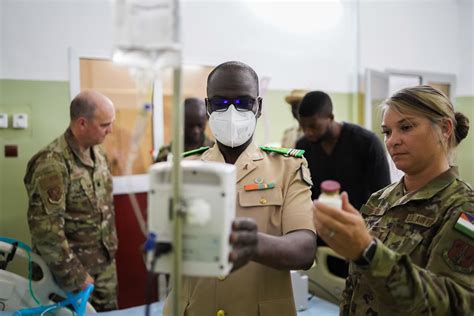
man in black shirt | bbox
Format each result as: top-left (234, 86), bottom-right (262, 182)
top-left (296, 91), bottom-right (390, 285)
top-left (296, 91), bottom-right (390, 209)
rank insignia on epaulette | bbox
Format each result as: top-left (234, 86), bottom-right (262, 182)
top-left (454, 212), bottom-right (474, 239)
top-left (244, 182), bottom-right (275, 191)
top-left (182, 146), bottom-right (210, 158)
top-left (259, 146), bottom-right (305, 158)
top-left (299, 164), bottom-right (313, 187)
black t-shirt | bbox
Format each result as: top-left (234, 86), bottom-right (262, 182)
top-left (296, 122), bottom-right (391, 210)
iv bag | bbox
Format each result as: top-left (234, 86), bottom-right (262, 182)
top-left (113, 0), bottom-right (181, 70)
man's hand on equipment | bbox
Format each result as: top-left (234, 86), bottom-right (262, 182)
top-left (229, 217), bottom-right (258, 272)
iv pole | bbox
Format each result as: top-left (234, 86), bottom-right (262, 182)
top-left (112, 1), bottom-right (184, 314)
top-left (170, 1), bottom-right (184, 315)
top-left (170, 66), bottom-right (183, 316)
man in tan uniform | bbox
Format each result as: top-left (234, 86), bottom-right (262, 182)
top-left (24, 90), bottom-right (118, 311)
top-left (281, 89), bottom-right (307, 148)
top-left (164, 61), bottom-right (317, 316)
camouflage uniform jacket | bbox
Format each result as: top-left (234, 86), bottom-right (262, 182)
top-left (342, 167), bottom-right (474, 315)
top-left (155, 135), bottom-right (214, 162)
top-left (24, 129), bottom-right (118, 291)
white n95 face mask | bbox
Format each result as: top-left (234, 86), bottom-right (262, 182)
top-left (209, 105), bottom-right (257, 148)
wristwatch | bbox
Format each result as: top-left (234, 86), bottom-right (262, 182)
top-left (354, 238), bottom-right (377, 266)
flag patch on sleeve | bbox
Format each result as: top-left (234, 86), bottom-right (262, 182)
top-left (454, 212), bottom-right (474, 239)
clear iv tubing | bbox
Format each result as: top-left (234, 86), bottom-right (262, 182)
top-left (125, 68), bottom-right (155, 238)
top-left (123, 68), bottom-right (172, 304)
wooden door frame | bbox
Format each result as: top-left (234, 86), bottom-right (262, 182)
top-left (69, 47), bottom-right (155, 193)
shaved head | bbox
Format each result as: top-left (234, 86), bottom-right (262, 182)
top-left (70, 90), bottom-right (114, 122)
top-left (69, 90), bottom-right (115, 148)
top-left (207, 61), bottom-right (259, 97)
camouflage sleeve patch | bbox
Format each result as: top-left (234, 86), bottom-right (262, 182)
top-left (37, 172), bottom-right (63, 203)
top-left (441, 207), bottom-right (474, 273)
top-left (442, 239), bottom-right (474, 273)
top-left (37, 173), bottom-right (66, 214)
top-left (454, 212), bottom-right (474, 239)
top-left (47, 186), bottom-right (62, 204)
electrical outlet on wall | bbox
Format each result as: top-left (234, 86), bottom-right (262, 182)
top-left (0, 113), bottom-right (8, 128)
top-left (13, 113), bottom-right (28, 129)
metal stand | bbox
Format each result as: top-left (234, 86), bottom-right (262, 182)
top-left (170, 66), bottom-right (183, 316)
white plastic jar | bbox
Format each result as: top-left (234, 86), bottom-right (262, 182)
top-left (318, 180), bottom-right (342, 209)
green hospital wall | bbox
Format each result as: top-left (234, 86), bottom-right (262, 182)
top-left (0, 80), bottom-right (70, 274)
top-left (454, 97), bottom-right (474, 186)
top-left (0, 83), bottom-right (362, 251)
top-left (0, 80), bottom-right (473, 269)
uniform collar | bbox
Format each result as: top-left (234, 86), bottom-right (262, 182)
top-left (201, 141), bottom-right (264, 183)
top-left (379, 166), bottom-right (458, 205)
top-left (201, 141), bottom-right (264, 162)
top-left (203, 135), bottom-right (214, 148)
top-left (235, 142), bottom-right (265, 164)
top-left (64, 128), bottom-right (95, 168)
top-left (200, 143), bottom-right (225, 162)
top-left (170, 135), bottom-right (214, 151)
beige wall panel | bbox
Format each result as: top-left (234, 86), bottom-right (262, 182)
top-left (80, 59), bottom-right (153, 175)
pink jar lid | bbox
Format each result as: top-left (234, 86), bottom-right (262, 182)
top-left (320, 180), bottom-right (341, 193)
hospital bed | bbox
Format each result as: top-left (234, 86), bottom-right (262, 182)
top-left (0, 238), bottom-right (339, 316)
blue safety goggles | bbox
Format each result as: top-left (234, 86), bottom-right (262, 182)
top-left (206, 96), bottom-right (257, 113)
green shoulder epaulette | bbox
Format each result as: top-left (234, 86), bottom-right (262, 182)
top-left (259, 146), bottom-right (305, 158)
top-left (182, 146), bottom-right (210, 158)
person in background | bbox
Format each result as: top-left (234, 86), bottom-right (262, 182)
top-left (155, 97), bottom-right (214, 162)
top-left (24, 90), bottom-right (118, 311)
top-left (297, 90), bottom-right (391, 280)
top-left (297, 90), bottom-right (390, 209)
top-left (314, 85), bottom-right (473, 315)
top-left (163, 61), bottom-right (317, 316)
top-left (281, 89), bottom-right (308, 148)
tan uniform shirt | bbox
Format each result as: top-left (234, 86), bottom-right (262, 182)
top-left (281, 125), bottom-right (304, 149)
top-left (342, 167), bottom-right (474, 315)
top-left (165, 142), bottom-right (315, 316)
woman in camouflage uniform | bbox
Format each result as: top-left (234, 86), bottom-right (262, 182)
top-left (314, 85), bottom-right (472, 315)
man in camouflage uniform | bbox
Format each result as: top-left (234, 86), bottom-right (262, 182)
top-left (24, 90), bottom-right (118, 311)
top-left (156, 97), bottom-right (214, 162)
